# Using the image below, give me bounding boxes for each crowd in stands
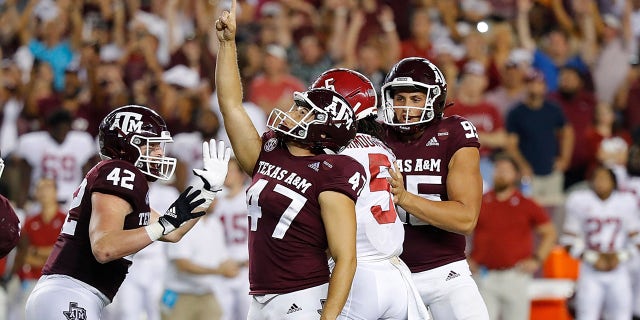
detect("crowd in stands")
[2,0,640,318]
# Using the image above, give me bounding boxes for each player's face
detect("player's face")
[140,142,165,157]
[591,168,615,199]
[492,159,518,192]
[392,91,427,123]
[281,105,314,129]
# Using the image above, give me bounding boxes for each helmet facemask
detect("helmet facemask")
[267,92,329,141]
[381,79,444,133]
[130,131,177,181]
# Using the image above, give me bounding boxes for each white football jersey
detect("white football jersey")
[15,130,96,202]
[341,133,404,259]
[563,189,640,252]
[213,189,250,262]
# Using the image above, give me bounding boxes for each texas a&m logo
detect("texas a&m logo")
[63,302,87,320]
[109,112,144,136]
[323,96,353,130]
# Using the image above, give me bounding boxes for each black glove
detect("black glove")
[158,186,206,234]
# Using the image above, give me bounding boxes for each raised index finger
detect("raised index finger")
[230,0,237,16]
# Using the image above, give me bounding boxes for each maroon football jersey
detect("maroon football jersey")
[247,131,366,294]
[42,160,151,301]
[0,195,20,258]
[384,115,480,272]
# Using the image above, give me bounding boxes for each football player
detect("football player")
[215,3,366,319]
[12,109,98,209]
[561,165,640,320]
[24,105,232,319]
[0,157,20,259]
[383,57,490,319]
[312,68,430,319]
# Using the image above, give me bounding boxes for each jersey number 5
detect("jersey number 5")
[368,153,397,224]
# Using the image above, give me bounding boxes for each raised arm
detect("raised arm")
[215,0,262,175]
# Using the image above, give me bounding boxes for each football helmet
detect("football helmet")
[267,88,356,154]
[381,57,447,133]
[311,68,378,121]
[98,105,177,181]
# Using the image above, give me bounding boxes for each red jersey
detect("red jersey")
[471,190,550,269]
[384,115,481,272]
[18,211,67,280]
[43,160,150,301]
[247,131,366,294]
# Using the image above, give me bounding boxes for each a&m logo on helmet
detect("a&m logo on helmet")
[109,112,144,136]
[323,96,353,130]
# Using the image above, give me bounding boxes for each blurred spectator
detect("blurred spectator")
[592,5,635,104]
[247,44,305,115]
[288,32,335,87]
[158,64,210,134]
[485,49,530,117]
[340,6,400,90]
[118,18,163,88]
[447,62,507,190]
[21,0,82,92]
[517,0,596,92]
[160,206,240,320]
[505,70,574,207]
[548,66,597,189]
[469,153,556,320]
[561,165,640,320]
[212,158,251,320]
[22,60,58,131]
[613,56,640,133]
[10,109,98,209]
[168,34,216,92]
[169,108,221,191]
[9,178,64,320]
[458,31,503,91]
[400,7,437,62]
[209,92,268,151]
[585,103,632,181]
[0,58,24,156]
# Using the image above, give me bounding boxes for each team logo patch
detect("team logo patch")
[437,129,449,141]
[287,303,303,314]
[109,112,144,137]
[308,162,320,172]
[63,302,87,320]
[426,137,439,147]
[321,160,333,170]
[264,138,278,152]
[445,270,460,281]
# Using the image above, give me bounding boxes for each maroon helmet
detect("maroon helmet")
[381,57,447,133]
[267,88,356,154]
[311,68,378,121]
[98,105,177,181]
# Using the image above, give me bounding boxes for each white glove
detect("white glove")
[193,139,232,192]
